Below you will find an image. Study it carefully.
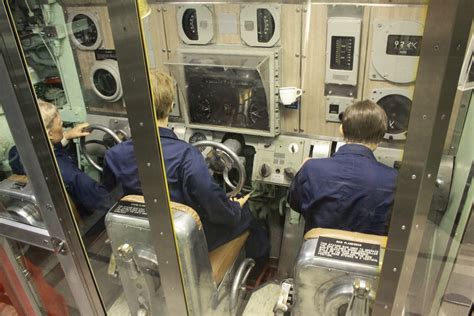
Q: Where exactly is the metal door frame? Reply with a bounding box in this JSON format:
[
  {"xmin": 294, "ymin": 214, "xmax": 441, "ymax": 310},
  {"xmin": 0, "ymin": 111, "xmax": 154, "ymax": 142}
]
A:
[
  {"xmin": 0, "ymin": 3, "xmax": 105, "ymax": 315},
  {"xmin": 373, "ymin": 0, "xmax": 473, "ymax": 314}
]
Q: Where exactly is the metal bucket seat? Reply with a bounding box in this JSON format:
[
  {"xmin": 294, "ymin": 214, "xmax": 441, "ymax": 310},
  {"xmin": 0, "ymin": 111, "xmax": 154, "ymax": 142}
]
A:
[
  {"xmin": 106, "ymin": 195, "xmax": 255, "ymax": 316},
  {"xmin": 293, "ymin": 228, "xmax": 387, "ymax": 316}
]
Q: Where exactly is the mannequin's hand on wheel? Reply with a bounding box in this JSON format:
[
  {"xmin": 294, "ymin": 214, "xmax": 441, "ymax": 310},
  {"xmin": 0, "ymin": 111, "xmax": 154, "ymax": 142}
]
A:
[{"xmin": 64, "ymin": 122, "xmax": 90, "ymax": 140}]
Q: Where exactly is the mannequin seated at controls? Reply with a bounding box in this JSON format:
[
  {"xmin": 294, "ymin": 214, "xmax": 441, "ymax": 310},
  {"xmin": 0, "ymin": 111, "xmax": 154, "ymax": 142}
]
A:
[
  {"xmin": 288, "ymin": 100, "xmax": 398, "ymax": 235},
  {"xmin": 8, "ymin": 100, "xmax": 113, "ymax": 216},
  {"xmin": 103, "ymin": 72, "xmax": 269, "ymax": 260}
]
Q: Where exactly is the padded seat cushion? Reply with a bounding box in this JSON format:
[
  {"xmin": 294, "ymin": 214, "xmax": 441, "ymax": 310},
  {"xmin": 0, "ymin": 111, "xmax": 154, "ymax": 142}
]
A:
[
  {"xmin": 209, "ymin": 231, "xmax": 250, "ymax": 284},
  {"xmin": 304, "ymin": 228, "xmax": 387, "ymax": 248},
  {"xmin": 121, "ymin": 195, "xmax": 202, "ymax": 228},
  {"xmin": 8, "ymin": 175, "xmax": 28, "ymax": 184}
]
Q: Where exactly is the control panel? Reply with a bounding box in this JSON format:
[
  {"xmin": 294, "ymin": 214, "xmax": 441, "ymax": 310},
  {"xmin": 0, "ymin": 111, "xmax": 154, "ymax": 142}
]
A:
[
  {"xmin": 325, "ymin": 17, "xmax": 361, "ymax": 86},
  {"xmin": 252, "ymin": 136, "xmax": 331, "ymax": 186}
]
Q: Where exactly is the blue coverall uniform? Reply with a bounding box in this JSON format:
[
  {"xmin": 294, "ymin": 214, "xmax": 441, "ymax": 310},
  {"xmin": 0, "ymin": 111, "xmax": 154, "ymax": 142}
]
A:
[
  {"xmin": 287, "ymin": 144, "xmax": 398, "ymax": 235},
  {"xmin": 9, "ymin": 145, "xmax": 111, "ymax": 215},
  {"xmin": 103, "ymin": 127, "xmax": 269, "ymax": 258}
]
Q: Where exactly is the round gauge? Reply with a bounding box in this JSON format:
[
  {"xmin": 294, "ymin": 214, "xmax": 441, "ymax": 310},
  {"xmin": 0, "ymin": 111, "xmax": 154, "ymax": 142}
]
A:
[
  {"xmin": 68, "ymin": 12, "xmax": 102, "ymax": 50},
  {"xmin": 257, "ymin": 8, "xmax": 275, "ymax": 43},
  {"xmin": 248, "ymin": 101, "xmax": 268, "ymax": 126},
  {"xmin": 177, "ymin": 5, "xmax": 214, "ymax": 45},
  {"xmin": 182, "ymin": 9, "xmax": 198, "ymax": 41},
  {"xmin": 377, "ymin": 94, "xmax": 411, "ymax": 136},
  {"xmin": 93, "ymin": 69, "xmax": 117, "ymax": 97},
  {"xmin": 90, "ymin": 59, "xmax": 123, "ymax": 102},
  {"xmin": 196, "ymin": 98, "xmax": 212, "ymax": 120}
]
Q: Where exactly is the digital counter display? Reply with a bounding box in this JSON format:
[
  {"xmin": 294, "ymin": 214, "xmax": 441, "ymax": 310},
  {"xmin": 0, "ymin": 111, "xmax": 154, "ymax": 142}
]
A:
[
  {"xmin": 330, "ymin": 36, "xmax": 355, "ymax": 71},
  {"xmin": 386, "ymin": 35, "xmax": 422, "ymax": 56}
]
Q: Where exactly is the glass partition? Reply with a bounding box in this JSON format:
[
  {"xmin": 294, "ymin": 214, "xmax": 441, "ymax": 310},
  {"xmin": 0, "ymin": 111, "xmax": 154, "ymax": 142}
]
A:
[{"xmin": 1, "ymin": 0, "xmax": 471, "ymax": 315}]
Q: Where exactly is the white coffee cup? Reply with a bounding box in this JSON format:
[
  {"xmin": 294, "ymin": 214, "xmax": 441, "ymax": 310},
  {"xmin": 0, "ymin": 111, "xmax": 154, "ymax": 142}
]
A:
[{"xmin": 279, "ymin": 87, "xmax": 302, "ymax": 105}]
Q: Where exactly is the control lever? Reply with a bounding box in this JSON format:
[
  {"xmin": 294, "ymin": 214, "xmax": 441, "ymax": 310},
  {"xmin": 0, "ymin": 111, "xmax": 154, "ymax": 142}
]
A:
[
  {"xmin": 117, "ymin": 243, "xmax": 139, "ymax": 279},
  {"xmin": 273, "ymin": 279, "xmax": 294, "ymax": 315},
  {"xmin": 345, "ymin": 279, "xmax": 371, "ymax": 316}
]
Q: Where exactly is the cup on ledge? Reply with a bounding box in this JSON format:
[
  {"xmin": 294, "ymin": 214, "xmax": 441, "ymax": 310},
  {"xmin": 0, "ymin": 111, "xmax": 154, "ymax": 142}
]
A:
[{"xmin": 279, "ymin": 87, "xmax": 303, "ymax": 105}]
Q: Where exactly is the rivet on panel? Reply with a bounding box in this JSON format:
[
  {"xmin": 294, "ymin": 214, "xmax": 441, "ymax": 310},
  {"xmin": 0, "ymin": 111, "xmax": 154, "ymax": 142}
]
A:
[
  {"xmin": 139, "ymin": 122, "xmax": 144, "ymax": 126},
  {"xmin": 166, "ymin": 260, "xmax": 169, "ymax": 264},
  {"xmin": 392, "ymin": 267, "xmax": 397, "ymax": 272},
  {"xmin": 147, "ymin": 162, "xmax": 151, "ymax": 167},
  {"xmin": 415, "ymin": 224, "xmax": 419, "ymax": 229},
  {"xmin": 295, "ymin": 53, "xmax": 300, "ymax": 57},
  {"xmin": 427, "ymin": 174, "xmax": 432, "ymax": 179},
  {"xmin": 401, "ymin": 225, "xmax": 406, "ymax": 230},
  {"xmin": 160, "ymin": 232, "xmax": 163, "ymax": 236},
  {"xmin": 422, "ymin": 115, "xmax": 427, "ymax": 120},
  {"xmin": 384, "ymin": 305, "xmax": 389, "ymax": 309},
  {"xmin": 441, "ymin": 114, "xmax": 446, "ymax": 120},
  {"xmin": 434, "ymin": 44, "xmax": 439, "ymax": 51},
  {"xmin": 411, "ymin": 174, "xmax": 416, "ymax": 180},
  {"xmin": 154, "ymin": 199, "xmax": 158, "ymax": 203}
]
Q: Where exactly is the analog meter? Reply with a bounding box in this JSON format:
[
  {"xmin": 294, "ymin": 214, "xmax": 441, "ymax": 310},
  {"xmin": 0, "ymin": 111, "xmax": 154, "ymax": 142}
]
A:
[
  {"xmin": 240, "ymin": 4, "xmax": 281, "ymax": 47},
  {"xmin": 370, "ymin": 89, "xmax": 412, "ymax": 140},
  {"xmin": 90, "ymin": 59, "xmax": 123, "ymax": 102},
  {"xmin": 177, "ymin": 5, "xmax": 214, "ymax": 45},
  {"xmin": 68, "ymin": 12, "xmax": 102, "ymax": 51}
]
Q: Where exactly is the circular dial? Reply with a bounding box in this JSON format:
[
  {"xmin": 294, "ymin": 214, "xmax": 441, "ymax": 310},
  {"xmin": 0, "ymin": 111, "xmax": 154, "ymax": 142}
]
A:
[
  {"xmin": 182, "ymin": 8, "xmax": 198, "ymax": 41},
  {"xmin": 72, "ymin": 14, "xmax": 99, "ymax": 48},
  {"xmin": 248, "ymin": 101, "xmax": 268, "ymax": 126},
  {"xmin": 377, "ymin": 94, "xmax": 411, "ymax": 135},
  {"xmin": 257, "ymin": 8, "xmax": 275, "ymax": 43},
  {"xmin": 93, "ymin": 69, "xmax": 117, "ymax": 97},
  {"xmin": 195, "ymin": 98, "xmax": 212, "ymax": 120}
]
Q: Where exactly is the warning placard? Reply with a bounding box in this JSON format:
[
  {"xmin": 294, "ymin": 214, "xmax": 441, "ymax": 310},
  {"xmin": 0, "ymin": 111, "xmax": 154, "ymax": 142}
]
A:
[
  {"xmin": 314, "ymin": 236, "xmax": 380, "ymax": 266},
  {"xmin": 110, "ymin": 201, "xmax": 148, "ymax": 218}
]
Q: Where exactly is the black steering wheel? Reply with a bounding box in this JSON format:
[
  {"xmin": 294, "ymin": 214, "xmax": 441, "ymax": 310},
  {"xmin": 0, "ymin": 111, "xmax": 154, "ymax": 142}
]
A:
[
  {"xmin": 79, "ymin": 124, "xmax": 123, "ymax": 172},
  {"xmin": 192, "ymin": 140, "xmax": 246, "ymax": 198}
]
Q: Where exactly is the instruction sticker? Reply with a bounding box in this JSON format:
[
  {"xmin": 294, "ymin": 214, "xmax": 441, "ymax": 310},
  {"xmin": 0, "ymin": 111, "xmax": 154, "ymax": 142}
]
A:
[
  {"xmin": 110, "ymin": 201, "xmax": 148, "ymax": 219},
  {"xmin": 314, "ymin": 236, "xmax": 380, "ymax": 266}
]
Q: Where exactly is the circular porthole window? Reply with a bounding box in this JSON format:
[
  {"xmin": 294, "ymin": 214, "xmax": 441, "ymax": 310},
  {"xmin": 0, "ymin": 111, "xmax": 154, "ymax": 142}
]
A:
[
  {"xmin": 90, "ymin": 59, "xmax": 123, "ymax": 102},
  {"xmin": 68, "ymin": 12, "xmax": 103, "ymax": 51}
]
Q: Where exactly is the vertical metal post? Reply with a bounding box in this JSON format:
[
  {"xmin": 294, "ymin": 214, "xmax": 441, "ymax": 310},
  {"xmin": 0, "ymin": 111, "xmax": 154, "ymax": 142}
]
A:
[
  {"xmin": 373, "ymin": 0, "xmax": 473, "ymax": 315},
  {"xmin": 0, "ymin": 3, "xmax": 105, "ymax": 315},
  {"xmin": 106, "ymin": 1, "xmax": 188, "ymax": 314}
]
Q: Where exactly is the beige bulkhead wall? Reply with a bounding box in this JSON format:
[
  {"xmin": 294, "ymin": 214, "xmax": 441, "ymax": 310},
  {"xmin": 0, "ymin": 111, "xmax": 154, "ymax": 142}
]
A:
[{"xmin": 66, "ymin": 1, "xmax": 467, "ymax": 151}]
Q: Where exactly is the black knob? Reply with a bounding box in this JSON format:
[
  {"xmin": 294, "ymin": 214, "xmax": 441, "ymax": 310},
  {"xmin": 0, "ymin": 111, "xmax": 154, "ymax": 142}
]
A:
[
  {"xmin": 284, "ymin": 167, "xmax": 296, "ymax": 180},
  {"xmin": 260, "ymin": 164, "xmax": 271, "ymax": 178}
]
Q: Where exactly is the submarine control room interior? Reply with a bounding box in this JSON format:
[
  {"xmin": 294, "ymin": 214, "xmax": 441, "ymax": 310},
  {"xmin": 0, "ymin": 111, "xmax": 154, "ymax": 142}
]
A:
[{"xmin": 0, "ymin": 0, "xmax": 473, "ymax": 315}]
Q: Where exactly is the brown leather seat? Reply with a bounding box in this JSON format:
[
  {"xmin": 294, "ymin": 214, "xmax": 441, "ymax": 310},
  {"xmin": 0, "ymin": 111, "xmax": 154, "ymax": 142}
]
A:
[
  {"xmin": 120, "ymin": 195, "xmax": 249, "ymax": 284},
  {"xmin": 304, "ymin": 228, "xmax": 387, "ymax": 248}
]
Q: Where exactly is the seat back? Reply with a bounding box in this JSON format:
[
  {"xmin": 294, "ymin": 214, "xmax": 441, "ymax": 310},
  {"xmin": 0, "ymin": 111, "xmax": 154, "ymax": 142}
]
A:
[
  {"xmin": 293, "ymin": 228, "xmax": 388, "ymax": 315},
  {"xmin": 105, "ymin": 196, "xmax": 218, "ymax": 315}
]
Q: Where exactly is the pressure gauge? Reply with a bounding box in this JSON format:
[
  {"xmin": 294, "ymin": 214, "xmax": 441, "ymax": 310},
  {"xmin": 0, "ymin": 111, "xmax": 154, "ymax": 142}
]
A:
[
  {"xmin": 90, "ymin": 59, "xmax": 123, "ymax": 102},
  {"xmin": 240, "ymin": 4, "xmax": 281, "ymax": 47},
  {"xmin": 68, "ymin": 12, "xmax": 102, "ymax": 51},
  {"xmin": 370, "ymin": 89, "xmax": 412, "ymax": 140},
  {"xmin": 177, "ymin": 5, "xmax": 214, "ymax": 45}
]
